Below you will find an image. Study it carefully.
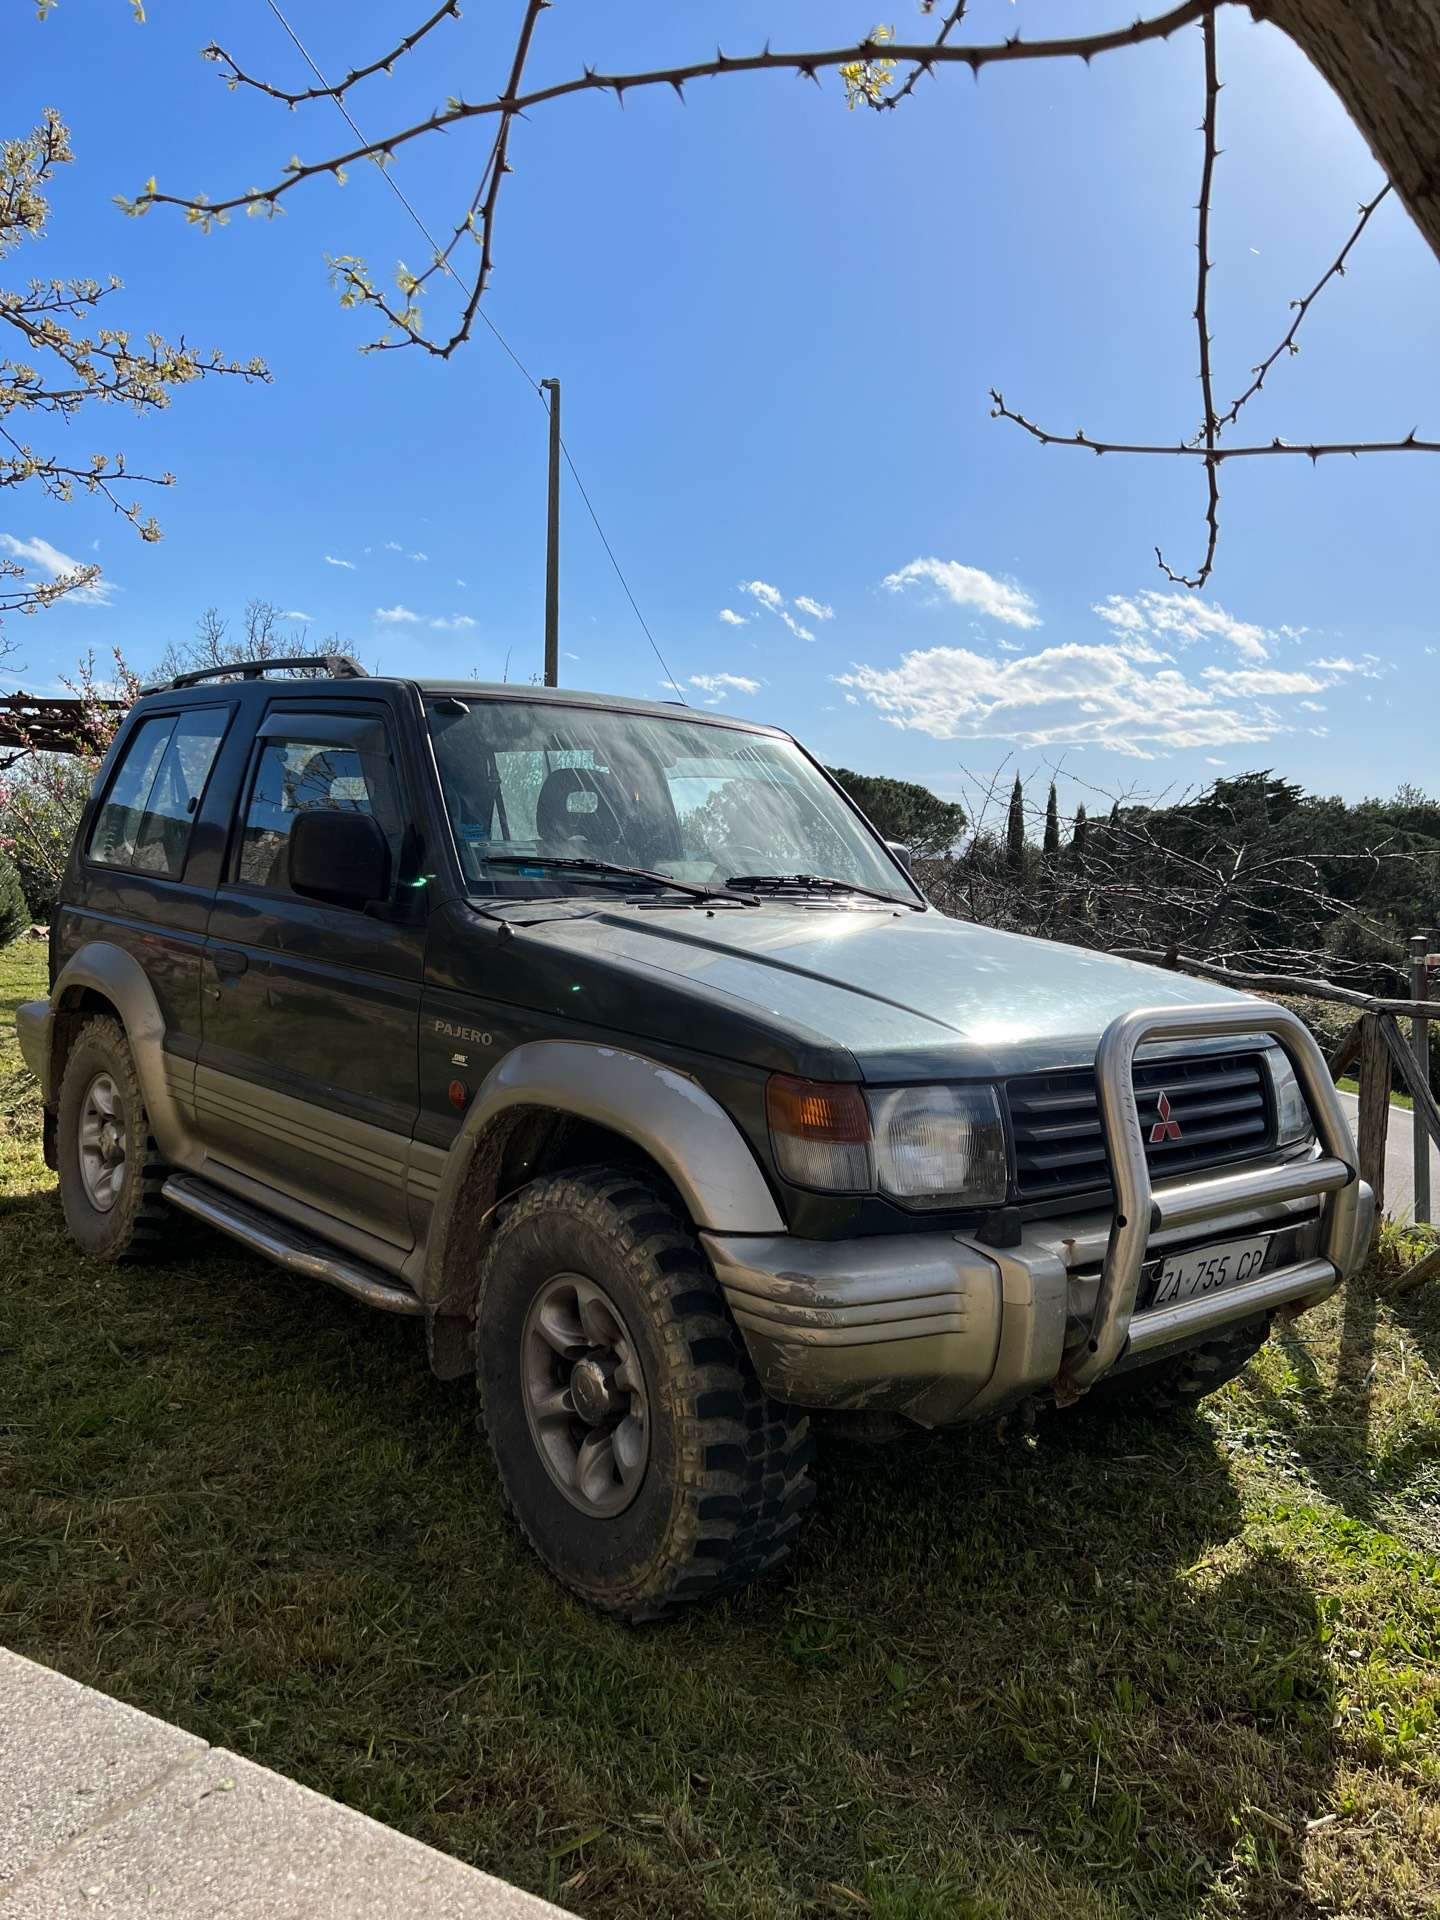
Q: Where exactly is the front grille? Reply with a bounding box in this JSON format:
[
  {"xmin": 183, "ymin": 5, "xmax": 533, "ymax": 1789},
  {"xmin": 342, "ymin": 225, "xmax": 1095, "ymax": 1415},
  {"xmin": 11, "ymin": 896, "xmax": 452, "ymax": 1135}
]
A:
[{"xmin": 1007, "ymin": 1049, "xmax": 1274, "ymax": 1203}]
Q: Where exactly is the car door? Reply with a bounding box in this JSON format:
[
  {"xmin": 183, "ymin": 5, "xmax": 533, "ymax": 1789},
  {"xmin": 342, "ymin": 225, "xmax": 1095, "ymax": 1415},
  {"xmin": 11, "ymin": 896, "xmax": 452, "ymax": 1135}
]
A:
[
  {"xmin": 61, "ymin": 702, "xmax": 236, "ymax": 1081},
  {"xmin": 197, "ymin": 702, "xmax": 423, "ymax": 1248}
]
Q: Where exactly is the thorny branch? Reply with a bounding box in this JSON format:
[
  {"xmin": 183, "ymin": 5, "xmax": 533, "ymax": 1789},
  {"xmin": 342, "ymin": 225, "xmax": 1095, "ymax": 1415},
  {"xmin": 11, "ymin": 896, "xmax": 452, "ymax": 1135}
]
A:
[
  {"xmin": 882, "ymin": 0, "xmax": 970, "ymax": 113},
  {"xmin": 1156, "ymin": 10, "xmax": 1221, "ymax": 590},
  {"xmin": 204, "ymin": 1, "xmax": 464, "ymax": 110},
  {"xmin": 1208, "ymin": 181, "xmax": 1392, "ymax": 436},
  {"xmin": 330, "ymin": 0, "xmax": 549, "ymax": 357},
  {"xmin": 129, "ymin": 4, "xmax": 1215, "ymax": 227},
  {"xmin": 988, "ymin": 396, "xmax": 1440, "ymax": 462},
  {"xmin": 126, "ymin": 0, "xmax": 1432, "ymax": 582}
]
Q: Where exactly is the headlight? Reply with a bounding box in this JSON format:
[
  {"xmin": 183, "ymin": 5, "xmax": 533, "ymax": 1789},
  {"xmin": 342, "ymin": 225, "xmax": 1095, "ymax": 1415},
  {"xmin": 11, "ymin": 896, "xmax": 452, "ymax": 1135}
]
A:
[
  {"xmin": 1264, "ymin": 1049, "xmax": 1315, "ymax": 1147},
  {"xmin": 766, "ymin": 1076, "xmax": 1008, "ymax": 1208}
]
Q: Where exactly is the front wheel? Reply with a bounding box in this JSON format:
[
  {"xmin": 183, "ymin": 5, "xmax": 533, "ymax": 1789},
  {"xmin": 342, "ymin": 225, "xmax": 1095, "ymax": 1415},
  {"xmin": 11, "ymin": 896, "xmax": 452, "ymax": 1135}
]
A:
[{"xmin": 474, "ymin": 1167, "xmax": 815, "ymax": 1620}]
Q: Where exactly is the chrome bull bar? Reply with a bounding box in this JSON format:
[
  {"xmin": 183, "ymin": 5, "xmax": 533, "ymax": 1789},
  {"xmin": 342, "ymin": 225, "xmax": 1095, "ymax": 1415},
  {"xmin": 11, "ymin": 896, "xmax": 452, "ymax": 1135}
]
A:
[{"xmin": 1061, "ymin": 1002, "xmax": 1362, "ymax": 1395}]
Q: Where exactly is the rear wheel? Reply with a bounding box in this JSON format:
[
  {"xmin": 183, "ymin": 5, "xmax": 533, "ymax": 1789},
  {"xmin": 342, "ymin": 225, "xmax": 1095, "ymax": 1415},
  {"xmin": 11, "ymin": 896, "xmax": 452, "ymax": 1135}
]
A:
[
  {"xmin": 474, "ymin": 1166, "xmax": 815, "ymax": 1620},
  {"xmin": 56, "ymin": 1017, "xmax": 177, "ymax": 1261}
]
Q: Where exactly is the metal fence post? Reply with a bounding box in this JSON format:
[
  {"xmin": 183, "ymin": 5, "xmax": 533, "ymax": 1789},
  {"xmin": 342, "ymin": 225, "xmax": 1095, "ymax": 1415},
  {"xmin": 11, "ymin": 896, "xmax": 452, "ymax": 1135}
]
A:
[{"xmin": 1411, "ymin": 932, "xmax": 1431, "ymax": 1225}]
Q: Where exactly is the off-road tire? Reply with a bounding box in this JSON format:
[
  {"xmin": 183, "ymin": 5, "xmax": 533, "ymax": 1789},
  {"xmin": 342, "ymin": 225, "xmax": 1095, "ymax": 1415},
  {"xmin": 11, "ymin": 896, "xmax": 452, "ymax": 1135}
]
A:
[
  {"xmin": 1084, "ymin": 1315, "xmax": 1271, "ymax": 1417},
  {"xmin": 474, "ymin": 1167, "xmax": 816, "ymax": 1620},
  {"xmin": 56, "ymin": 1016, "xmax": 176, "ymax": 1261}
]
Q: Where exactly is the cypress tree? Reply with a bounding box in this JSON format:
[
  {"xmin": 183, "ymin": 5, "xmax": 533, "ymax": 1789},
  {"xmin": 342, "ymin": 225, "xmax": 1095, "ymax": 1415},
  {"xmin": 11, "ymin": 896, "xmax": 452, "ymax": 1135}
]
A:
[
  {"xmin": 1072, "ymin": 802, "xmax": 1089, "ymax": 860},
  {"xmin": 1043, "ymin": 782, "xmax": 1060, "ymax": 857},
  {"xmin": 1006, "ymin": 775, "xmax": 1025, "ymax": 871}
]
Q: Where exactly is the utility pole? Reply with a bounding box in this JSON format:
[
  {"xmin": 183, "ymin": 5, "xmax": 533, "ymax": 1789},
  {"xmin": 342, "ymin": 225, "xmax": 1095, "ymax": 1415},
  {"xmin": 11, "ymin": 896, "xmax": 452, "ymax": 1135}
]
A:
[
  {"xmin": 540, "ymin": 378, "xmax": 560, "ymax": 687},
  {"xmin": 1412, "ymin": 931, "xmax": 1432, "ymax": 1224}
]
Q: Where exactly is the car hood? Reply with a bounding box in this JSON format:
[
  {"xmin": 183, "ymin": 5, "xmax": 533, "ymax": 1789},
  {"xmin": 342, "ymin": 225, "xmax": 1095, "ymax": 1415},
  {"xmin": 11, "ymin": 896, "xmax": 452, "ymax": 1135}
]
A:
[{"xmin": 513, "ymin": 901, "xmax": 1267, "ymax": 1080}]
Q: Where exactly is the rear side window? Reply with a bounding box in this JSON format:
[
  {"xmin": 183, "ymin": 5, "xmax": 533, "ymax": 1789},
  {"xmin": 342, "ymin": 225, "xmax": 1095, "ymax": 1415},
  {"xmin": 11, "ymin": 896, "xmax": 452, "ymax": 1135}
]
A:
[
  {"xmin": 88, "ymin": 708, "xmax": 229, "ymax": 878},
  {"xmin": 236, "ymin": 732, "xmax": 404, "ymax": 893}
]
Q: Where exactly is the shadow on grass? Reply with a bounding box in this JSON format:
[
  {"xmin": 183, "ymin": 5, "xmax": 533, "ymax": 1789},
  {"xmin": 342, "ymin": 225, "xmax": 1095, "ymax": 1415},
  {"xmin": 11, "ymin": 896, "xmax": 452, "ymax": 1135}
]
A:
[{"xmin": 0, "ymin": 1180, "xmax": 1340, "ymax": 1920}]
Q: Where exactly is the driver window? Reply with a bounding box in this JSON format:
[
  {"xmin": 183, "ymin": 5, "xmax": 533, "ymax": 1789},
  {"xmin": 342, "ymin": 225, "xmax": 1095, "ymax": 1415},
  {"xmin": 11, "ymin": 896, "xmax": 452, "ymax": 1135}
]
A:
[{"xmin": 236, "ymin": 731, "xmax": 405, "ymax": 894}]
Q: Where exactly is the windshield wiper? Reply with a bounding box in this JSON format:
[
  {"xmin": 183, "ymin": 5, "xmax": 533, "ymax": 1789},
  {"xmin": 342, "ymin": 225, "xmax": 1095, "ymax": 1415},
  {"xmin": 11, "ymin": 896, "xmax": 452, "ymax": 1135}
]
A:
[
  {"xmin": 482, "ymin": 853, "xmax": 758, "ymax": 905},
  {"xmin": 726, "ymin": 872, "xmax": 925, "ymax": 911}
]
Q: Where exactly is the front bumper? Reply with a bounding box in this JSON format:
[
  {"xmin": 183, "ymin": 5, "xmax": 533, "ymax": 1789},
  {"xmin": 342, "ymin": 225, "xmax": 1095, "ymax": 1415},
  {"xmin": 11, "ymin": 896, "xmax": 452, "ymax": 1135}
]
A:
[
  {"xmin": 704, "ymin": 1182, "xmax": 1372, "ymax": 1426},
  {"xmin": 16, "ymin": 997, "xmax": 52, "ymax": 1100},
  {"xmin": 705, "ymin": 1000, "xmax": 1374, "ymax": 1425}
]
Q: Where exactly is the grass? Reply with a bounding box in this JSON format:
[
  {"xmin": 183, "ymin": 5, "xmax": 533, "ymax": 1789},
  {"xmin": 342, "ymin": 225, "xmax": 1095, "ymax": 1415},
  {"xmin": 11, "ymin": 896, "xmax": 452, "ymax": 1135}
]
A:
[{"xmin": 2, "ymin": 936, "xmax": 1439, "ymax": 1919}]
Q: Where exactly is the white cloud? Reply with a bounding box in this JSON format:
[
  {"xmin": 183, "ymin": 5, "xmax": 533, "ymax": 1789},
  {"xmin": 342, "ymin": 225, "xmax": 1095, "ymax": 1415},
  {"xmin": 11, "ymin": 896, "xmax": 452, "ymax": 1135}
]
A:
[
  {"xmin": 281, "ymin": 609, "xmax": 313, "ymax": 623},
  {"xmin": 375, "ymin": 604, "xmax": 420, "ymax": 624},
  {"xmin": 1299, "ymin": 699, "xmax": 1326, "ymax": 712},
  {"xmin": 409, "ymin": 550, "xmax": 428, "ymax": 563},
  {"xmin": 793, "ymin": 595, "xmax": 834, "ymax": 622},
  {"xmin": 429, "ymin": 615, "xmax": 477, "ymax": 632},
  {"xmin": 455, "ymin": 577, "xmax": 467, "ymax": 588},
  {"xmin": 739, "ymin": 579, "xmax": 815, "ymax": 642},
  {"xmin": 1093, "ymin": 590, "xmax": 1270, "ymax": 661},
  {"xmin": 1205, "ymin": 756, "xmax": 1226, "ymax": 766},
  {"xmin": 718, "ymin": 608, "xmax": 749, "ymax": 627},
  {"xmin": 384, "ymin": 540, "xmax": 403, "ymax": 552},
  {"xmin": 883, "ymin": 558, "xmax": 1041, "ymax": 631},
  {"xmin": 835, "ymin": 640, "xmax": 1308, "ymax": 760},
  {"xmin": 690, "ymin": 672, "xmax": 761, "ymax": 701},
  {"xmin": 1092, "ymin": 596, "xmax": 1146, "ymax": 634},
  {"xmin": 1199, "ymin": 666, "xmax": 1329, "ymax": 697},
  {"xmin": 1312, "ymin": 653, "xmax": 1384, "ymax": 678},
  {"xmin": 324, "ymin": 554, "xmax": 356, "ymax": 570},
  {"xmin": 0, "ymin": 532, "xmax": 114, "ymax": 605}
]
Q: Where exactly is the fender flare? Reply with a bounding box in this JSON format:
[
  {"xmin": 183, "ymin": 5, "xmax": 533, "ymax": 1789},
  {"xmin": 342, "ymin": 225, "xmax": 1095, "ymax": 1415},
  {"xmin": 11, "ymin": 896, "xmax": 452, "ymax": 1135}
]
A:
[
  {"xmin": 46, "ymin": 942, "xmax": 192, "ymax": 1163},
  {"xmin": 418, "ymin": 1039, "xmax": 784, "ymax": 1300}
]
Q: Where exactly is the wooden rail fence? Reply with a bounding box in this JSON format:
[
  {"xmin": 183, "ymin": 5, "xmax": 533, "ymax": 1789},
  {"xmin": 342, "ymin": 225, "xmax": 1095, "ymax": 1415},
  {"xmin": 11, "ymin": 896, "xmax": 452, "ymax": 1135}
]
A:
[{"xmin": 1119, "ymin": 945, "xmax": 1440, "ymax": 1293}]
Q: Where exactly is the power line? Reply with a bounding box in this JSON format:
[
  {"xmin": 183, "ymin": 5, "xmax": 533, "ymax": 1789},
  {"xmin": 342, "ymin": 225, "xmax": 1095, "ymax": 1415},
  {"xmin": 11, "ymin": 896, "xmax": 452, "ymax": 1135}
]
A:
[{"xmin": 260, "ymin": 0, "xmax": 686, "ymax": 701}]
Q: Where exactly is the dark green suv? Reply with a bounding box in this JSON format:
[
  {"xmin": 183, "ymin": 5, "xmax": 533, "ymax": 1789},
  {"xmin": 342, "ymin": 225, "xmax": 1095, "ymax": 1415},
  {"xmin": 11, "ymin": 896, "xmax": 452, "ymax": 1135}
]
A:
[{"xmin": 17, "ymin": 658, "xmax": 1371, "ymax": 1616}]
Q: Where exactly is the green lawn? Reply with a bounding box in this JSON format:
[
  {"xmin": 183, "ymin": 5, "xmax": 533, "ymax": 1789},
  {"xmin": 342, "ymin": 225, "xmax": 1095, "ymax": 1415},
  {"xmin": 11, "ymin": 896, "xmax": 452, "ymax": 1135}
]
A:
[{"xmin": 2, "ymin": 937, "xmax": 1438, "ymax": 1920}]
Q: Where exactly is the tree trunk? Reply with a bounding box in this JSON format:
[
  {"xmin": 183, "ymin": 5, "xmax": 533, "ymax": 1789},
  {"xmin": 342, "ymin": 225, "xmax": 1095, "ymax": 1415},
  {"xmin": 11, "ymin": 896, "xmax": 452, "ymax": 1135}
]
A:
[{"xmin": 1253, "ymin": 0, "xmax": 1440, "ymax": 263}]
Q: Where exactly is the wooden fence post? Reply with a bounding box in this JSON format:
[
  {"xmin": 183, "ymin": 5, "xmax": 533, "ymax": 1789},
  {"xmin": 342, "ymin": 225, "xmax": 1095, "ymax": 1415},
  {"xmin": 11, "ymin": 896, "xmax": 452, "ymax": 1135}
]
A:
[{"xmin": 1356, "ymin": 1013, "xmax": 1391, "ymax": 1230}]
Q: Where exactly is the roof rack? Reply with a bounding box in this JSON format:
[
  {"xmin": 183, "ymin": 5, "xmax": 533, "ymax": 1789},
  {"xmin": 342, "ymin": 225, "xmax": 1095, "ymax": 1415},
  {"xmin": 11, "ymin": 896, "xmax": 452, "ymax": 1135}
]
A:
[{"xmin": 151, "ymin": 654, "xmax": 369, "ymax": 693}]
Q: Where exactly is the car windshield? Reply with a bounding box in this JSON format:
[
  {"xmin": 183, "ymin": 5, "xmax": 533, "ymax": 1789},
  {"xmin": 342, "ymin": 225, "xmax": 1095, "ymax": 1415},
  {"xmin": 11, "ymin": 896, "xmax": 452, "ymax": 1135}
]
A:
[{"xmin": 425, "ymin": 695, "xmax": 917, "ymax": 902}]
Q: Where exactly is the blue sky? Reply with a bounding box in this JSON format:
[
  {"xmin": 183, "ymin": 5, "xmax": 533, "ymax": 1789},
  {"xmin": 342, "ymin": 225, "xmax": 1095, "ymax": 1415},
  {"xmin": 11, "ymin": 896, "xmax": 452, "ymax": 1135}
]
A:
[{"xmin": 7, "ymin": 0, "xmax": 1439, "ymax": 822}]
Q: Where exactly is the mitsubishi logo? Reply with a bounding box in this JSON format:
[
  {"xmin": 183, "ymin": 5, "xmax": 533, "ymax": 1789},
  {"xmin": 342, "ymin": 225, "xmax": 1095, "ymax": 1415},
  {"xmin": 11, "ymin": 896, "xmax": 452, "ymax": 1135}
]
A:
[{"xmin": 1150, "ymin": 1091, "xmax": 1183, "ymax": 1145}]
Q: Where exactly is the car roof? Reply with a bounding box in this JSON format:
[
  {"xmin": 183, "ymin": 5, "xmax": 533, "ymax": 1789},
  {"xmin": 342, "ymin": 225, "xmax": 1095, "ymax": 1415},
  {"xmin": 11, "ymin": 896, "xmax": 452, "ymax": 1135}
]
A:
[{"xmin": 136, "ymin": 674, "xmax": 789, "ymax": 740}]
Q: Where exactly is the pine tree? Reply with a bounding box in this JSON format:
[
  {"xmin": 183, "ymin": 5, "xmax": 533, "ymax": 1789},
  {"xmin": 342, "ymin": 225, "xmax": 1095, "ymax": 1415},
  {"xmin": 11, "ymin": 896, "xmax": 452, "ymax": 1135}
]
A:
[
  {"xmin": 1043, "ymin": 782, "xmax": 1060, "ymax": 857},
  {"xmin": 1006, "ymin": 775, "xmax": 1025, "ymax": 872}
]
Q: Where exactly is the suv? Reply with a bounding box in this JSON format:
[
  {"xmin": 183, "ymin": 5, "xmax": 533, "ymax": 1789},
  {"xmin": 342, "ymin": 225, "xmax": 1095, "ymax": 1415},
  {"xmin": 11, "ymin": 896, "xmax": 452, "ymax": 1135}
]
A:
[{"xmin": 17, "ymin": 659, "xmax": 1372, "ymax": 1618}]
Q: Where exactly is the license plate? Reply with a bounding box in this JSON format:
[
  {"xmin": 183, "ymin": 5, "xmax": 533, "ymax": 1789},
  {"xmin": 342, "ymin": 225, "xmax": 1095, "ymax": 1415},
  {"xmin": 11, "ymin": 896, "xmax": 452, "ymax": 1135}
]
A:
[{"xmin": 1151, "ymin": 1236, "xmax": 1268, "ymax": 1308}]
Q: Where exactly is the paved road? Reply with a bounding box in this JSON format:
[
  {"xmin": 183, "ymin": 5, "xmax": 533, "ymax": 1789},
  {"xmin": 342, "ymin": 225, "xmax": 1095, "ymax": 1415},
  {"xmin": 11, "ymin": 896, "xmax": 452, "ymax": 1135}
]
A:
[
  {"xmin": 0, "ymin": 1648, "xmax": 568, "ymax": 1919},
  {"xmin": 1337, "ymin": 1088, "xmax": 1440, "ymax": 1227}
]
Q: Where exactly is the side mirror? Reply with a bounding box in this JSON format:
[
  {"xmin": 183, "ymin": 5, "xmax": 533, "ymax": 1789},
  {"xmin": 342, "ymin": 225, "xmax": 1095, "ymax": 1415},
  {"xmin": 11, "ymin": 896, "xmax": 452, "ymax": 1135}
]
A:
[
  {"xmin": 886, "ymin": 840, "xmax": 913, "ymax": 872},
  {"xmin": 289, "ymin": 809, "xmax": 391, "ymax": 909}
]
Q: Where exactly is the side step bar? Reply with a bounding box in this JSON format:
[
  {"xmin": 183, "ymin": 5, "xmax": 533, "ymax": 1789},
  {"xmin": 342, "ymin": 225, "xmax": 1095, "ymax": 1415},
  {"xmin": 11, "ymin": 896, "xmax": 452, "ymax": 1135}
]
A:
[{"xmin": 162, "ymin": 1175, "xmax": 424, "ymax": 1317}]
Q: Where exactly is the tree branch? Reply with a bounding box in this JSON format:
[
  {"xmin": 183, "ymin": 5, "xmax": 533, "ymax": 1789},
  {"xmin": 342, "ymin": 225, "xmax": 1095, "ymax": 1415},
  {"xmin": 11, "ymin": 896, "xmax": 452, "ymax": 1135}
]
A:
[
  {"xmin": 989, "ymin": 393, "xmax": 1440, "ymax": 460},
  {"xmin": 1210, "ymin": 181, "xmax": 1392, "ymax": 436},
  {"xmin": 203, "ymin": 1, "xmax": 463, "ymax": 109},
  {"xmin": 326, "ymin": 0, "xmax": 549, "ymax": 358},
  {"xmin": 130, "ymin": 3, "xmax": 1215, "ymax": 226},
  {"xmin": 881, "ymin": 1, "xmax": 970, "ymax": 112},
  {"xmin": 1157, "ymin": 11, "xmax": 1221, "ymax": 588}
]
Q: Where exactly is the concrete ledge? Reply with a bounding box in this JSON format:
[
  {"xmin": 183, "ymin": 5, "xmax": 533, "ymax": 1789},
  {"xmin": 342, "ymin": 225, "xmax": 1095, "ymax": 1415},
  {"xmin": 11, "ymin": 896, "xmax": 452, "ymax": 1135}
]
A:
[{"xmin": 0, "ymin": 1651, "xmax": 570, "ymax": 1918}]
